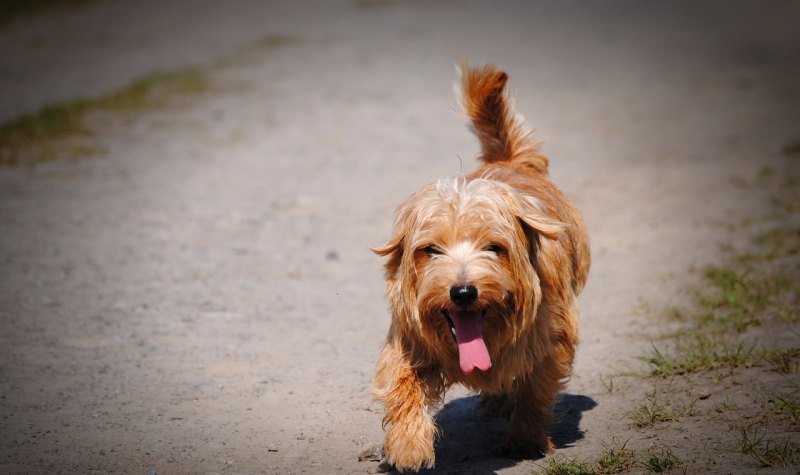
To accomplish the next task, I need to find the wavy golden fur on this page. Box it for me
[373,62,590,472]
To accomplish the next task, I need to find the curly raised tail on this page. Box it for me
[457,61,547,170]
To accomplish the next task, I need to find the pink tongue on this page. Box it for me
[450,309,492,375]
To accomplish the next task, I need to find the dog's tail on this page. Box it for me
[456,61,546,169]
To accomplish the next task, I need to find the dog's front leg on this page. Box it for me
[374,342,440,472]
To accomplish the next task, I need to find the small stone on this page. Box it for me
[357,444,384,462]
[296,432,305,441]
[267,444,279,452]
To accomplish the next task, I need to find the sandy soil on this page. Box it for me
[1,1,798,473]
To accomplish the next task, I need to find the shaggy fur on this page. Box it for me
[373,62,590,472]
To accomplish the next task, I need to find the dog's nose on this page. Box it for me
[450,285,478,307]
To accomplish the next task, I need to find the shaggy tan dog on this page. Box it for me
[373,62,590,472]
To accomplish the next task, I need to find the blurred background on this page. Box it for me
[0,1,798,473]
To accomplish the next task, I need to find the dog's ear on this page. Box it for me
[373,193,423,278]
[519,213,565,241]
[372,233,404,278]
[514,194,566,241]
[516,212,563,270]
[372,234,402,257]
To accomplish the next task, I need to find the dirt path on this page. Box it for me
[1,1,798,473]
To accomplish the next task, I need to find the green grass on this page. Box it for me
[644,171,799,358]
[94,70,209,111]
[629,400,677,428]
[715,395,740,413]
[656,258,797,342]
[538,442,677,474]
[691,263,797,332]
[628,391,696,428]
[646,337,761,377]
[643,226,799,378]
[642,448,680,473]
[594,440,636,473]
[694,266,765,331]
[736,428,800,468]
[647,337,800,378]
[630,153,799,472]
[752,226,800,260]
[1,24,302,166]
[0,99,92,159]
[0,69,209,165]
[761,348,800,373]
[538,454,593,475]
[536,440,636,474]
[768,395,800,427]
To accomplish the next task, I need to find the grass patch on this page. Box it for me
[0,99,93,160]
[736,428,800,468]
[768,395,800,427]
[761,348,800,374]
[648,338,800,378]
[752,226,800,260]
[646,337,761,377]
[694,266,765,331]
[642,447,680,473]
[643,221,799,379]
[629,399,677,428]
[536,440,636,474]
[630,153,799,472]
[94,70,210,111]
[538,454,593,475]
[0,69,209,165]
[594,439,636,473]
[715,395,740,413]
[645,163,799,359]
[663,306,684,322]
[628,391,695,428]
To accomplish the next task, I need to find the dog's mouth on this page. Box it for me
[442,308,492,375]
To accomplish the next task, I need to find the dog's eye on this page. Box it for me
[423,245,443,256]
[485,244,504,254]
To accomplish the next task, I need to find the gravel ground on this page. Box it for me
[1,1,798,473]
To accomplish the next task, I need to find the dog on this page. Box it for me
[372,62,590,472]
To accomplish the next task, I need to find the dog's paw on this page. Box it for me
[375,458,395,473]
[384,444,435,472]
[495,435,553,460]
[384,420,436,472]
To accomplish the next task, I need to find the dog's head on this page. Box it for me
[374,177,564,376]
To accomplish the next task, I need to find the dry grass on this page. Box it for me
[0,69,210,165]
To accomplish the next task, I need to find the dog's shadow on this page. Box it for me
[405,392,597,474]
